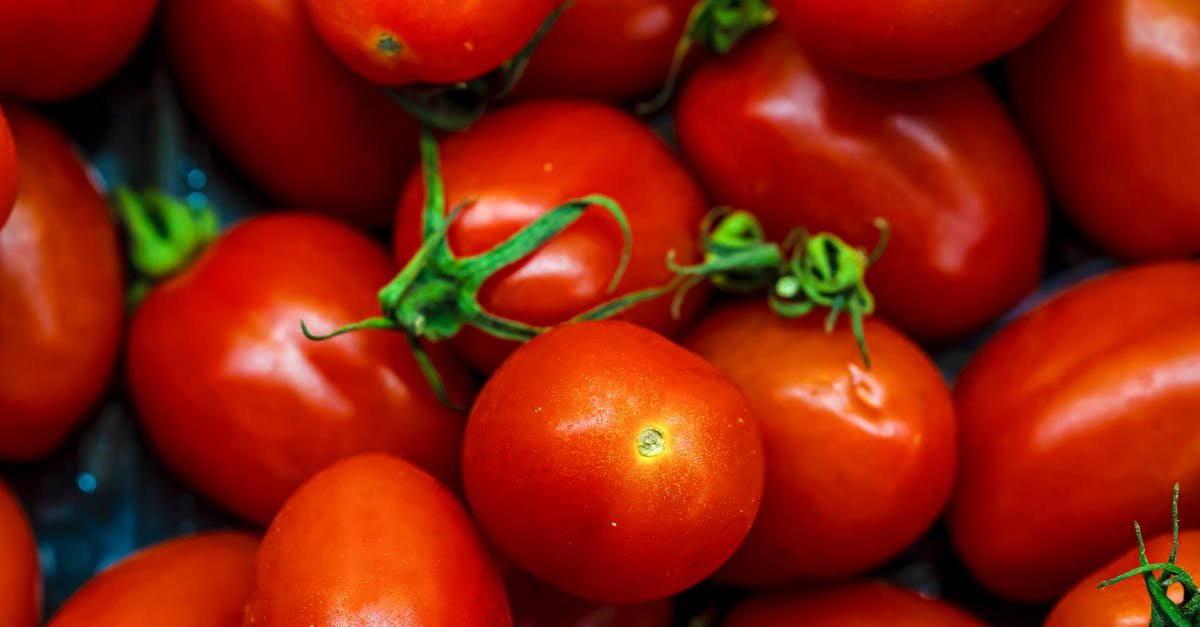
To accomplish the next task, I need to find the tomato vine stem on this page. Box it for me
[114,187,219,306]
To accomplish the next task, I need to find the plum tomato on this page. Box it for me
[0,480,39,627]
[164,0,419,227]
[0,106,123,461]
[684,302,956,586]
[1008,0,1200,260]
[676,27,1046,344]
[127,213,474,525]
[949,262,1200,602]
[394,100,707,372]
[0,106,15,228]
[303,0,559,86]
[243,454,511,626]
[722,582,986,626]
[463,321,764,604]
[507,568,674,627]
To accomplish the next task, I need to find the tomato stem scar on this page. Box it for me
[377,33,402,55]
[637,428,666,457]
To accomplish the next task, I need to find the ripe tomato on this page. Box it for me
[1008,0,1200,260]
[394,100,706,372]
[0,0,157,101]
[243,454,511,626]
[949,262,1200,602]
[684,303,956,586]
[164,0,418,227]
[464,321,764,604]
[771,0,1068,80]
[47,532,257,627]
[128,213,473,525]
[0,107,123,461]
[1047,530,1200,627]
[676,28,1046,344]
[0,480,38,627]
[0,107,16,228]
[303,0,559,85]
[507,569,674,627]
[722,582,986,626]
[518,0,694,101]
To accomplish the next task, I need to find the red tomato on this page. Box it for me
[949,262,1200,602]
[303,0,559,85]
[518,0,694,101]
[0,480,38,627]
[394,100,706,372]
[0,107,16,228]
[722,582,986,627]
[676,27,1047,344]
[128,213,473,525]
[684,303,956,586]
[0,107,123,461]
[1008,0,1200,260]
[507,569,674,627]
[463,321,764,604]
[47,532,257,627]
[243,454,511,626]
[164,0,418,227]
[0,0,157,101]
[1048,530,1200,627]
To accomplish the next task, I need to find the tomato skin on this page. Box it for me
[394,100,706,372]
[1008,0,1200,260]
[163,0,418,227]
[684,303,956,586]
[243,454,512,626]
[47,532,257,627]
[0,0,157,101]
[722,582,986,627]
[128,213,473,525]
[0,107,123,461]
[507,569,674,627]
[771,0,1068,81]
[676,28,1046,344]
[949,262,1200,602]
[464,321,764,604]
[0,107,16,228]
[0,481,39,627]
[303,0,559,85]
[518,0,694,101]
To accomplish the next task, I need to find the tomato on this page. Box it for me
[0,107,16,228]
[518,0,694,101]
[676,28,1046,344]
[394,100,706,372]
[949,261,1200,602]
[0,480,38,627]
[770,1,1068,81]
[722,582,986,627]
[1008,0,1200,260]
[244,454,511,626]
[683,302,956,586]
[47,532,257,627]
[128,213,473,525]
[0,107,123,461]
[0,0,157,101]
[163,0,418,227]
[1047,530,1200,627]
[463,321,764,604]
[507,569,674,627]
[303,0,559,85]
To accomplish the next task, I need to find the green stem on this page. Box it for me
[115,187,219,306]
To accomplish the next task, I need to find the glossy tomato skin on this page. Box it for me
[508,569,674,627]
[128,213,473,525]
[47,532,258,627]
[304,0,558,85]
[0,481,39,627]
[722,582,986,627]
[1008,0,1200,260]
[0,107,16,228]
[676,28,1046,344]
[949,262,1200,602]
[0,107,123,461]
[164,0,418,227]
[464,321,764,604]
[0,0,157,100]
[772,0,1068,81]
[394,100,707,372]
[685,303,956,586]
[518,0,694,101]
[243,454,511,626]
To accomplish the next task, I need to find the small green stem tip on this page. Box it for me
[115,187,219,306]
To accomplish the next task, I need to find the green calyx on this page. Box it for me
[1099,484,1200,626]
[114,187,219,305]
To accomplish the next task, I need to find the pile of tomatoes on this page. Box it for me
[1,0,1199,625]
